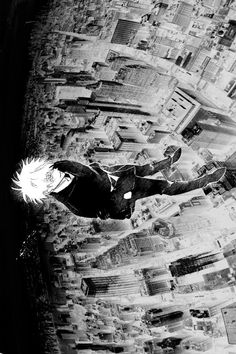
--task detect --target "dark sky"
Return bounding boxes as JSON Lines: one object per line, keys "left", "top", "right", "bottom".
{"left": 1, "top": 1, "right": 49, "bottom": 353}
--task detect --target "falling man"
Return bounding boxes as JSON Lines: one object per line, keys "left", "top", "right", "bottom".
{"left": 12, "top": 148, "right": 226, "bottom": 220}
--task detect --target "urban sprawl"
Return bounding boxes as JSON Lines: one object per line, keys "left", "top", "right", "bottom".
{"left": 20, "top": 0, "right": 236, "bottom": 353}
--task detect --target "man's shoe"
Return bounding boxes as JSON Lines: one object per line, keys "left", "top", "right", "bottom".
{"left": 171, "top": 147, "right": 182, "bottom": 164}
{"left": 207, "top": 167, "right": 226, "bottom": 185}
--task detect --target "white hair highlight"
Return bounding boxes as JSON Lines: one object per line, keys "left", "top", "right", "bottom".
{"left": 12, "top": 157, "right": 53, "bottom": 204}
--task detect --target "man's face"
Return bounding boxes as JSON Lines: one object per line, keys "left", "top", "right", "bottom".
{"left": 159, "top": 227, "right": 168, "bottom": 236}
{"left": 44, "top": 168, "right": 64, "bottom": 193}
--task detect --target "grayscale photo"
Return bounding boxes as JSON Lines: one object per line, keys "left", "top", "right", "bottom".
{"left": 2, "top": 0, "right": 236, "bottom": 353}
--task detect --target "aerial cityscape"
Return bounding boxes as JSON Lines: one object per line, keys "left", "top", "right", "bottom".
{"left": 3, "top": 0, "right": 236, "bottom": 353}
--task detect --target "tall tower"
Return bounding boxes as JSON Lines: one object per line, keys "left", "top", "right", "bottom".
{"left": 221, "top": 302, "right": 236, "bottom": 344}
{"left": 160, "top": 87, "right": 236, "bottom": 154}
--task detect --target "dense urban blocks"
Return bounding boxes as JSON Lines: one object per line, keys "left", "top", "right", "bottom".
{"left": 9, "top": 0, "right": 236, "bottom": 353}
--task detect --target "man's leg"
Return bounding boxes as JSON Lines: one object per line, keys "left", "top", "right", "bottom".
{"left": 132, "top": 168, "right": 226, "bottom": 201}
{"left": 100, "top": 148, "right": 182, "bottom": 177}
{"left": 101, "top": 160, "right": 171, "bottom": 177}
{"left": 135, "top": 157, "right": 172, "bottom": 177}
{"left": 135, "top": 148, "right": 182, "bottom": 177}
{"left": 162, "top": 168, "right": 226, "bottom": 195}
{"left": 131, "top": 177, "right": 170, "bottom": 201}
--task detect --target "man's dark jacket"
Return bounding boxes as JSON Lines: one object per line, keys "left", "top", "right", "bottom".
{"left": 50, "top": 160, "right": 138, "bottom": 219}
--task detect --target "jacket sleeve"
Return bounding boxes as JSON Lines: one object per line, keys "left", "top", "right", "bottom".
{"left": 97, "top": 163, "right": 136, "bottom": 177}
{"left": 53, "top": 160, "right": 96, "bottom": 177}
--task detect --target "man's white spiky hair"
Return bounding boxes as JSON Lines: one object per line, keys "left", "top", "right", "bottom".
{"left": 12, "top": 157, "right": 53, "bottom": 204}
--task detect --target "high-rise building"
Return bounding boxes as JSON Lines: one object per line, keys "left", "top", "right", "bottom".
{"left": 181, "top": 336, "right": 213, "bottom": 352}
{"left": 185, "top": 47, "right": 212, "bottom": 74}
{"left": 93, "top": 230, "right": 169, "bottom": 269}
{"left": 218, "top": 20, "right": 236, "bottom": 48}
{"left": 225, "top": 150, "right": 236, "bottom": 168}
{"left": 115, "top": 65, "right": 172, "bottom": 89}
{"left": 145, "top": 2, "right": 168, "bottom": 24}
{"left": 111, "top": 19, "right": 141, "bottom": 45}
{"left": 151, "top": 36, "right": 181, "bottom": 60}
{"left": 171, "top": 2, "right": 193, "bottom": 30}
{"left": 150, "top": 214, "right": 215, "bottom": 239}
{"left": 221, "top": 302, "right": 236, "bottom": 344}
{"left": 141, "top": 267, "right": 173, "bottom": 296}
{"left": 95, "top": 114, "right": 166, "bottom": 154}
{"left": 57, "top": 96, "right": 166, "bottom": 160}
{"left": 183, "top": 46, "right": 222, "bottom": 83}
{"left": 162, "top": 87, "right": 236, "bottom": 153}
{"left": 169, "top": 252, "right": 224, "bottom": 277}
{"left": 144, "top": 307, "right": 184, "bottom": 327}
{"left": 161, "top": 87, "right": 201, "bottom": 133}
{"left": 55, "top": 85, "right": 92, "bottom": 100}
{"left": 81, "top": 273, "right": 140, "bottom": 297}
{"left": 190, "top": 299, "right": 231, "bottom": 318}
{"left": 106, "top": 52, "right": 148, "bottom": 72}
{"left": 182, "top": 107, "right": 236, "bottom": 153}
{"left": 203, "top": 267, "right": 236, "bottom": 291}
{"left": 91, "top": 80, "right": 158, "bottom": 105}
{"left": 61, "top": 97, "right": 144, "bottom": 113}
{"left": 111, "top": 0, "right": 153, "bottom": 13}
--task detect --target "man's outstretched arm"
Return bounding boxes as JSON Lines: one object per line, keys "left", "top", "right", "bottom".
{"left": 53, "top": 160, "right": 97, "bottom": 177}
